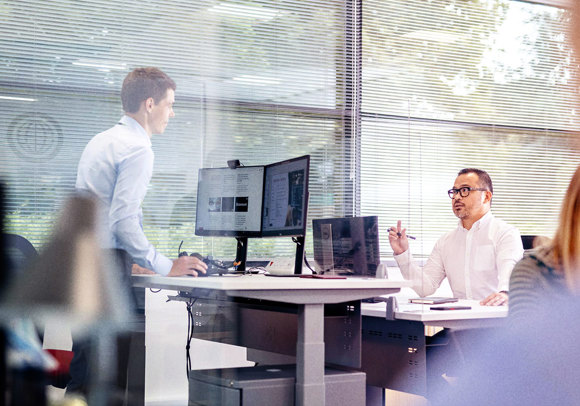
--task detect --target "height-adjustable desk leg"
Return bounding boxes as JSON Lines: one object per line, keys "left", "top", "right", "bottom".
{"left": 296, "top": 303, "right": 325, "bottom": 406}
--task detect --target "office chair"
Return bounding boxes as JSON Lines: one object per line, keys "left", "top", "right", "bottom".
{"left": 521, "top": 235, "right": 537, "bottom": 250}
{"left": 2, "top": 233, "right": 73, "bottom": 389}
{"left": 3, "top": 233, "right": 38, "bottom": 275}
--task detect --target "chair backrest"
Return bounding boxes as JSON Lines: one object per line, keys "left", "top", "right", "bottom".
{"left": 521, "top": 235, "right": 537, "bottom": 250}
{"left": 3, "top": 233, "right": 38, "bottom": 275}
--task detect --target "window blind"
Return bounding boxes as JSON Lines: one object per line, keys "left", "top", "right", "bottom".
{"left": 361, "top": 0, "right": 580, "bottom": 258}
{"left": 2, "top": 0, "right": 578, "bottom": 266}
{"left": 0, "top": 0, "right": 355, "bottom": 260}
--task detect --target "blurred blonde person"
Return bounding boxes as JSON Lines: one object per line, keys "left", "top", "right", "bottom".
{"left": 509, "top": 164, "right": 580, "bottom": 318}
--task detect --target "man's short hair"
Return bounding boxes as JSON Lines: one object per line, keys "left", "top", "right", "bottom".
{"left": 121, "top": 67, "right": 176, "bottom": 113}
{"left": 457, "top": 168, "right": 493, "bottom": 194}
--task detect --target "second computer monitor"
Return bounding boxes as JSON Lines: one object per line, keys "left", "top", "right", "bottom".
{"left": 312, "top": 216, "right": 380, "bottom": 276}
{"left": 261, "top": 155, "right": 310, "bottom": 237}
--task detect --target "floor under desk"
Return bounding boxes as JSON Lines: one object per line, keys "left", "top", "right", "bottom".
{"left": 141, "top": 390, "right": 427, "bottom": 406}
{"left": 385, "top": 389, "right": 429, "bottom": 406}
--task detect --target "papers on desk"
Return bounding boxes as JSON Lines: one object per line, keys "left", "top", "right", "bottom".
{"left": 409, "top": 297, "right": 458, "bottom": 305}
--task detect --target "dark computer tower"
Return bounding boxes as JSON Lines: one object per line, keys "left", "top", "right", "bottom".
{"left": 188, "top": 364, "right": 365, "bottom": 406}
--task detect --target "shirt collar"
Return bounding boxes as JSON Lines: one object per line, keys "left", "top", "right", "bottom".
{"left": 119, "top": 115, "right": 151, "bottom": 144}
{"left": 457, "top": 210, "right": 493, "bottom": 231}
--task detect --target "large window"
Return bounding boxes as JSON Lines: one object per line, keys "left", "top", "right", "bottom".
{"left": 361, "top": 0, "right": 580, "bottom": 258}
{"left": 1, "top": 0, "right": 578, "bottom": 264}
{"left": 0, "top": 0, "right": 354, "bottom": 259}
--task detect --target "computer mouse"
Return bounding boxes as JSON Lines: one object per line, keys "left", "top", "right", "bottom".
{"left": 193, "top": 253, "right": 226, "bottom": 276}
{"left": 189, "top": 252, "right": 204, "bottom": 260}
{"left": 192, "top": 264, "right": 227, "bottom": 277}
{"left": 179, "top": 252, "right": 209, "bottom": 276}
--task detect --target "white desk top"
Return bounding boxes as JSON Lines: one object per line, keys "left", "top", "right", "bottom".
{"left": 362, "top": 299, "right": 508, "bottom": 329}
{"left": 132, "top": 274, "right": 411, "bottom": 305}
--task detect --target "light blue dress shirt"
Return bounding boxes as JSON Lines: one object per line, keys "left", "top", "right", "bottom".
{"left": 76, "top": 115, "right": 173, "bottom": 276}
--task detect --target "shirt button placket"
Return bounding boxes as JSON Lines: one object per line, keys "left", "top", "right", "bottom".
{"left": 464, "top": 229, "right": 473, "bottom": 299}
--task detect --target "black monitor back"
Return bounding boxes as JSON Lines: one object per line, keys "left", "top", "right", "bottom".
{"left": 312, "top": 216, "right": 380, "bottom": 276}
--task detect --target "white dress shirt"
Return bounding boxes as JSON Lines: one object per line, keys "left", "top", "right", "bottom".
{"left": 76, "top": 115, "right": 173, "bottom": 276}
{"left": 394, "top": 212, "right": 523, "bottom": 300}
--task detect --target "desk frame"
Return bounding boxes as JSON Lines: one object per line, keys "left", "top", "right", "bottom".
{"left": 133, "top": 275, "right": 407, "bottom": 406}
{"left": 361, "top": 300, "right": 507, "bottom": 402}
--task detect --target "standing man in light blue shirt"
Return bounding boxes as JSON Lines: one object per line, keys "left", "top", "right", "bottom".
{"left": 68, "top": 68, "right": 206, "bottom": 401}
{"left": 76, "top": 67, "right": 206, "bottom": 277}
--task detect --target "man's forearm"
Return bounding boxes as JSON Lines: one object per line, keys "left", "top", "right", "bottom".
{"left": 395, "top": 251, "right": 439, "bottom": 297}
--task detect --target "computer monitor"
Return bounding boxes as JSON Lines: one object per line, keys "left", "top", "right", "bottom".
{"left": 261, "top": 155, "right": 310, "bottom": 237}
{"left": 194, "top": 155, "right": 310, "bottom": 274}
{"left": 312, "top": 216, "right": 380, "bottom": 276}
{"left": 195, "top": 165, "right": 265, "bottom": 237}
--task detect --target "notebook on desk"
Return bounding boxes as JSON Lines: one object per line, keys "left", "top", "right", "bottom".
{"left": 409, "top": 297, "right": 458, "bottom": 305}
{"left": 264, "top": 257, "right": 297, "bottom": 275}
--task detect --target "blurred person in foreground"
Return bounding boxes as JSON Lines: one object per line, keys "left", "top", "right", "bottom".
{"left": 509, "top": 163, "right": 580, "bottom": 319}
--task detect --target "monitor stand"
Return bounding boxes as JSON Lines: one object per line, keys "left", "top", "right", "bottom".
{"left": 235, "top": 237, "right": 248, "bottom": 274}
{"left": 293, "top": 236, "right": 305, "bottom": 275}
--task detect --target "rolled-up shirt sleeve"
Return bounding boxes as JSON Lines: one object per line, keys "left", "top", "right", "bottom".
{"left": 109, "top": 144, "right": 172, "bottom": 276}
{"left": 395, "top": 243, "right": 446, "bottom": 297}
{"left": 495, "top": 227, "right": 524, "bottom": 292}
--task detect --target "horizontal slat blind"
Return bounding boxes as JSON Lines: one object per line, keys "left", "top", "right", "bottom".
{"left": 3, "top": 0, "right": 577, "bottom": 267}
{"left": 361, "top": 0, "right": 580, "bottom": 258}
{"left": 362, "top": 0, "right": 577, "bottom": 129}
{"left": 0, "top": 0, "right": 354, "bottom": 260}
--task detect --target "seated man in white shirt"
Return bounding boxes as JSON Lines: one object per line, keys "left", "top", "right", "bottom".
{"left": 389, "top": 168, "right": 524, "bottom": 398}
{"left": 389, "top": 168, "right": 524, "bottom": 306}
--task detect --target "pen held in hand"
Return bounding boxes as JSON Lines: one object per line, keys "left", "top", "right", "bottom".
{"left": 388, "top": 227, "right": 416, "bottom": 240}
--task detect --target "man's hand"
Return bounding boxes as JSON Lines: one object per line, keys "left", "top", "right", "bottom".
{"left": 132, "top": 263, "right": 156, "bottom": 275}
{"left": 168, "top": 255, "right": 208, "bottom": 277}
{"left": 388, "top": 220, "right": 410, "bottom": 256}
{"left": 480, "top": 291, "right": 508, "bottom": 306}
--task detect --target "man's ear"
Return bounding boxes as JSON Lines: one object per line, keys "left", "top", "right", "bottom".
{"left": 145, "top": 97, "right": 155, "bottom": 112}
{"left": 483, "top": 190, "right": 492, "bottom": 204}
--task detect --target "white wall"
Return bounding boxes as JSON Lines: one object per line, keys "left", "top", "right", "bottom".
{"left": 144, "top": 289, "right": 253, "bottom": 405}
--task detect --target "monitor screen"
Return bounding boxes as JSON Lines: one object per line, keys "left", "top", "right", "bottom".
{"left": 261, "top": 155, "right": 310, "bottom": 237}
{"left": 195, "top": 165, "right": 265, "bottom": 237}
{"left": 312, "top": 216, "right": 380, "bottom": 276}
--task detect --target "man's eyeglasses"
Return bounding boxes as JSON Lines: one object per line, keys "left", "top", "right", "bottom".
{"left": 447, "top": 187, "right": 488, "bottom": 199}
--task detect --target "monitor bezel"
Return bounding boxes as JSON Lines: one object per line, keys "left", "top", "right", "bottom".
{"left": 194, "top": 165, "right": 265, "bottom": 238}
{"left": 261, "top": 154, "right": 310, "bottom": 238}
